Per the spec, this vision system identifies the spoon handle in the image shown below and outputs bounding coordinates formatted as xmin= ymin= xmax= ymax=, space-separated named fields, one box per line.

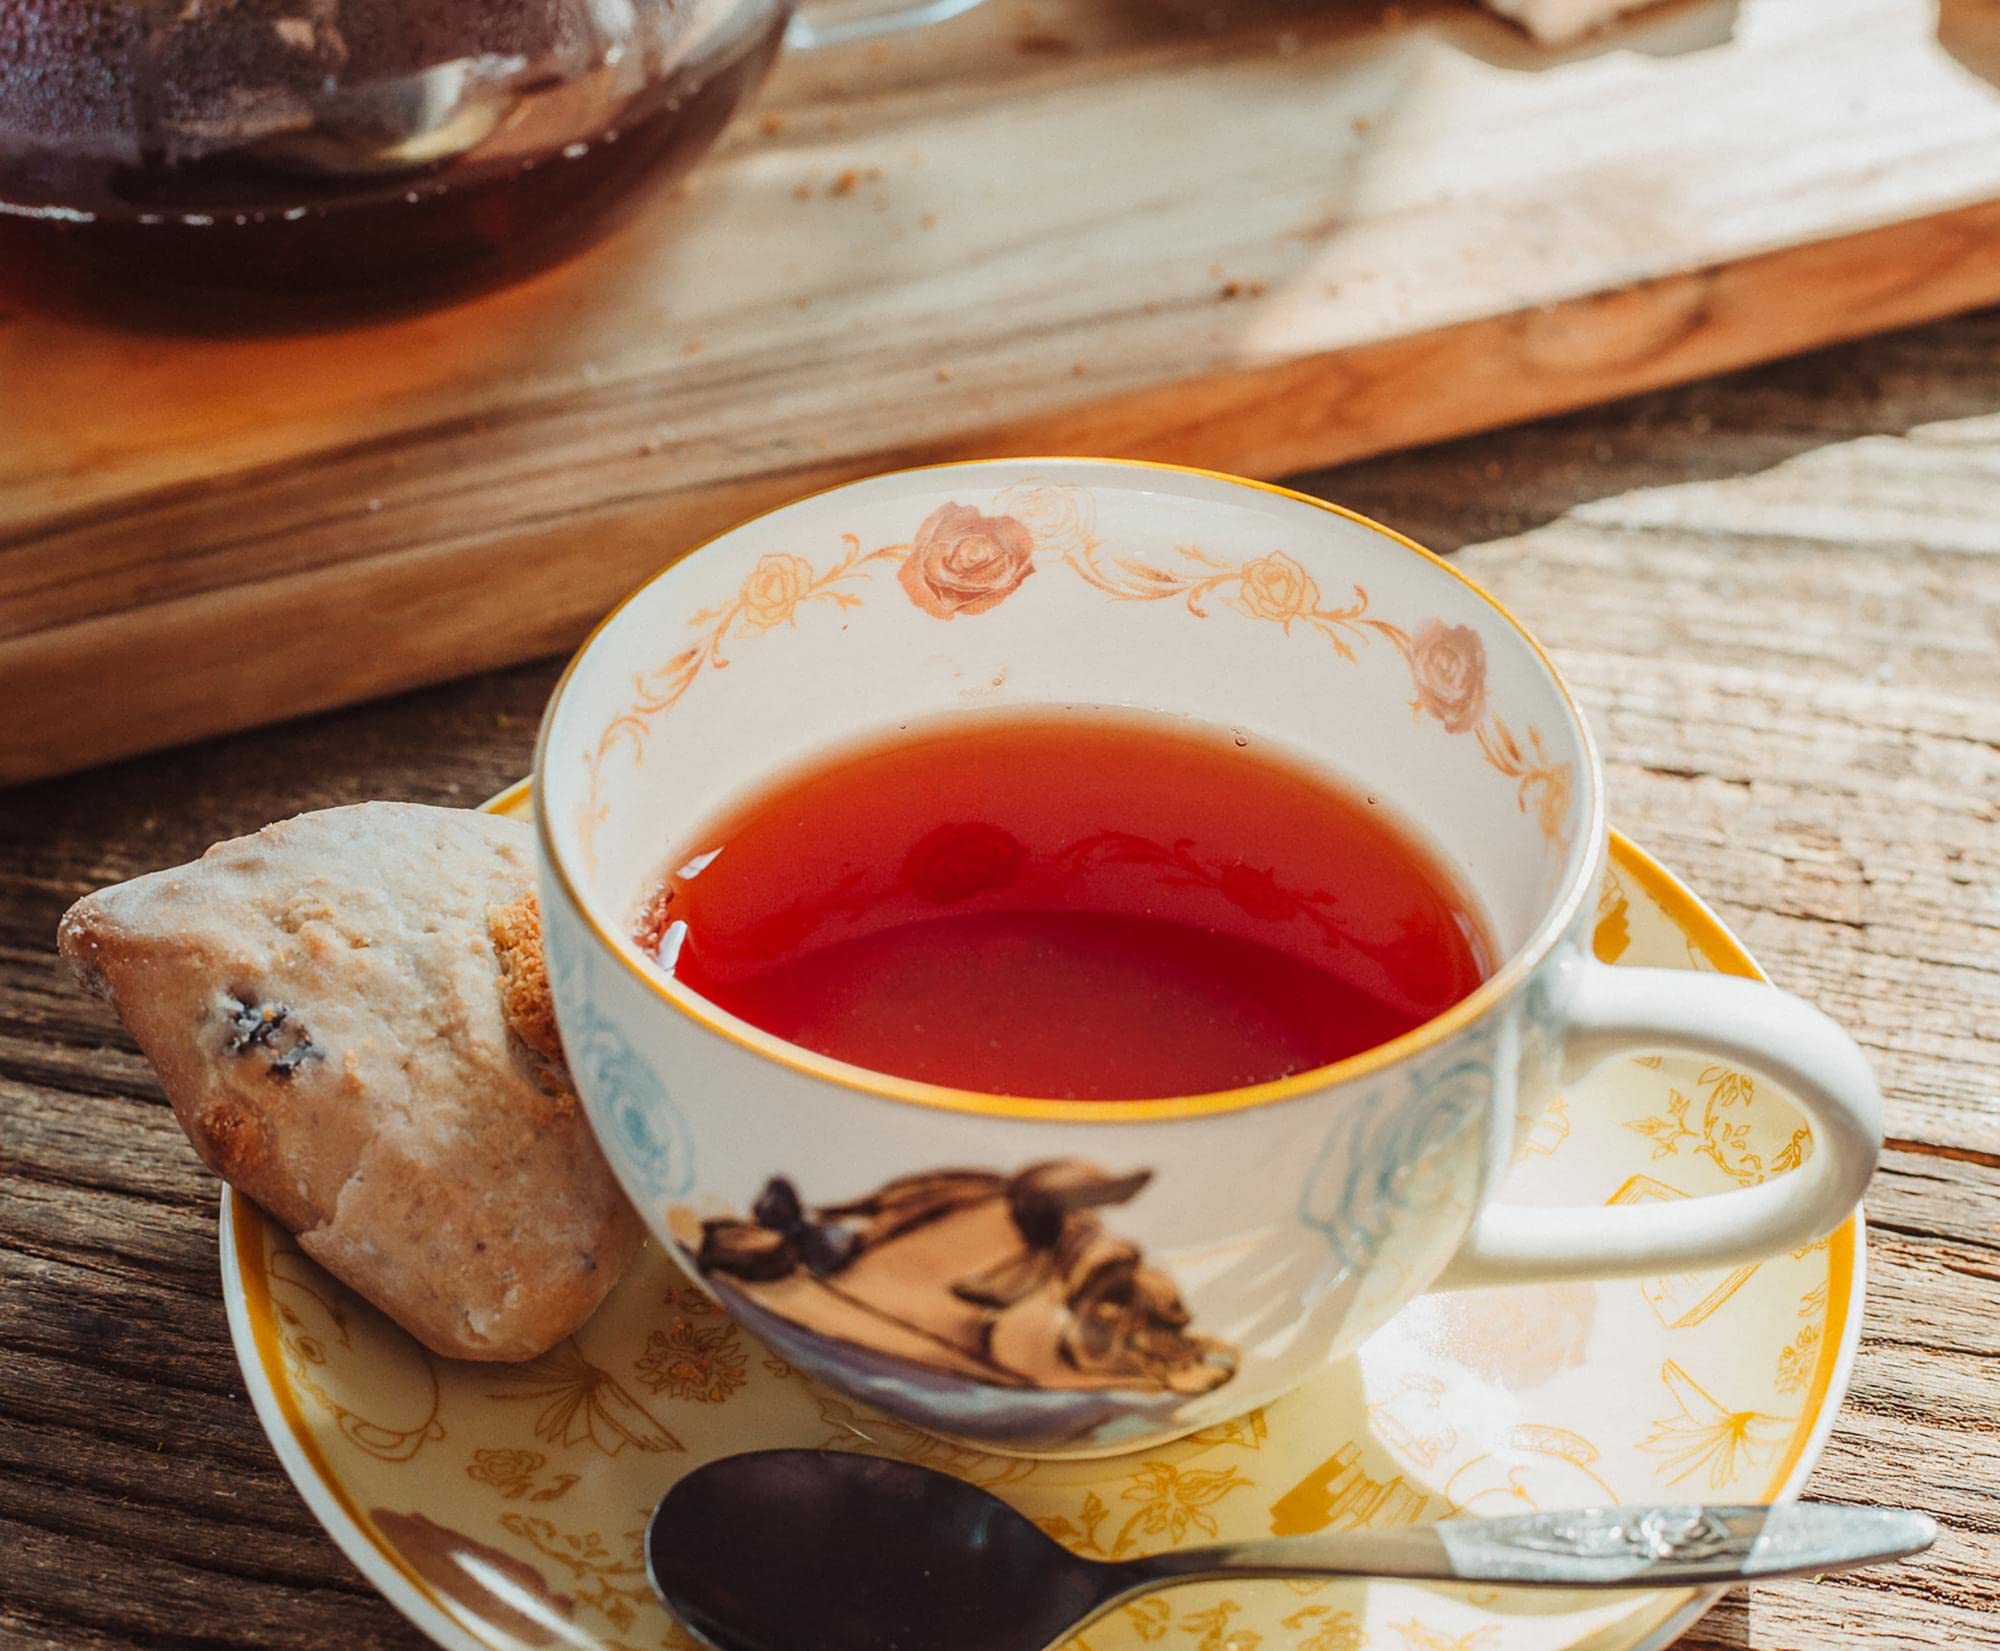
xmin=1124 ymin=1502 xmax=1936 ymax=1591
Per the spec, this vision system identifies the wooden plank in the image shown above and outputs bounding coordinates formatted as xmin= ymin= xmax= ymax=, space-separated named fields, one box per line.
xmin=9 ymin=0 xmax=2000 ymax=777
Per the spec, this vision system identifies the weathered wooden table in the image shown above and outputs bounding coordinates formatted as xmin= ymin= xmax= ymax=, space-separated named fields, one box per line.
xmin=4 ymin=309 xmax=1995 ymax=1650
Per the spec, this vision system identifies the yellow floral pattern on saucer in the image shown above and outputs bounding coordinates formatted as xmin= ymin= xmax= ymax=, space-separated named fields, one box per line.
xmin=220 ymin=802 xmax=1859 ymax=1651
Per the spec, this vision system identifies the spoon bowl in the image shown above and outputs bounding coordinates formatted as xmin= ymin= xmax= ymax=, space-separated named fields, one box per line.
xmin=648 ymin=1449 xmax=1103 ymax=1651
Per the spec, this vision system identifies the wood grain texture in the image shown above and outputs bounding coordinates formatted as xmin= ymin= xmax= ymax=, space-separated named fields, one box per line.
xmin=10 ymin=0 xmax=2000 ymax=778
xmin=4 ymin=309 xmax=1997 ymax=1648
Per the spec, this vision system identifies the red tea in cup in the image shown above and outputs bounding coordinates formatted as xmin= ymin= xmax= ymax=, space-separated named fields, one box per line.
xmin=639 ymin=711 xmax=1493 ymax=1099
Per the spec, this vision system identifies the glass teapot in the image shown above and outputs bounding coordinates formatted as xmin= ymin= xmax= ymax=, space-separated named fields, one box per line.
xmin=0 ymin=0 xmax=982 ymax=324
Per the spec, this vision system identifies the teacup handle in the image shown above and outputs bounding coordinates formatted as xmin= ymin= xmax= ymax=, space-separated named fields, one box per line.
xmin=786 ymin=0 xmax=987 ymax=50
xmin=1438 ymin=962 xmax=1882 ymax=1288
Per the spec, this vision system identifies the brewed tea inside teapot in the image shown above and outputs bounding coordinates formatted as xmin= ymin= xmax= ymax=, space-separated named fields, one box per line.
xmin=0 ymin=0 xmax=976 ymax=326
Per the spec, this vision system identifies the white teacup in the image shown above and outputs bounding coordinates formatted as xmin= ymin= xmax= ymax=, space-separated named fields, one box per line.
xmin=534 ymin=458 xmax=1880 ymax=1456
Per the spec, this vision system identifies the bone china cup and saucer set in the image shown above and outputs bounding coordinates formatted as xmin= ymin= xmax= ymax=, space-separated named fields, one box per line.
xmin=221 ymin=459 xmax=1883 ymax=1651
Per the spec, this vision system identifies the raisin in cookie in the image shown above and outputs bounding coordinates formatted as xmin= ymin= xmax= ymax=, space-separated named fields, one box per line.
xmin=57 ymin=802 xmax=643 ymax=1362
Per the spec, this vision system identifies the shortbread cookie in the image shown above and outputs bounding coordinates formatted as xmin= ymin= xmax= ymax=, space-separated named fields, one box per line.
xmin=58 ymin=803 xmax=642 ymax=1362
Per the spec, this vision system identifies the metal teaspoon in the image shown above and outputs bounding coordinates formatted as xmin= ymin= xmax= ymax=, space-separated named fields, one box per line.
xmin=645 ymin=1449 xmax=1936 ymax=1651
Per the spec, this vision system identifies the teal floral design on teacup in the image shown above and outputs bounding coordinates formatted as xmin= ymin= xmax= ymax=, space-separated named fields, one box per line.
xmin=1299 ymin=1057 xmax=1492 ymax=1275
xmin=549 ymin=929 xmax=696 ymax=1203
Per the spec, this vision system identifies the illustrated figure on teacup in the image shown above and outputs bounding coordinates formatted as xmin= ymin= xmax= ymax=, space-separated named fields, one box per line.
xmin=667 ymin=1161 xmax=1236 ymax=1443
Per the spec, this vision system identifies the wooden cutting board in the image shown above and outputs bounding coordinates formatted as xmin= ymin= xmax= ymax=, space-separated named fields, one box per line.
xmin=7 ymin=0 xmax=2000 ymax=782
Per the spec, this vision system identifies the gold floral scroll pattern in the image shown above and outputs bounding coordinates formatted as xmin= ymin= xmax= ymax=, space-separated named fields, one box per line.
xmin=1177 ymin=1599 xmax=1260 ymax=1651
xmin=269 ymin=1251 xmax=443 ymax=1463
xmin=1082 ymin=1595 xmax=1324 ymax=1651
xmin=465 ymin=1447 xmax=579 ymax=1502
xmin=810 ymin=1390 xmax=1039 ymax=1488
xmin=494 ymin=1515 xmax=700 ymax=1646
xmin=1777 ymin=1282 xmax=1830 ymax=1396
xmin=1123 ymin=1463 xmax=1257 ymax=1554
xmin=1039 ymin=1404 xmax=1269 ymax=1561
xmin=1053 ymin=523 xmax=1569 ymax=842
xmin=1624 ymin=1064 xmax=1814 ymax=1187
xmin=1640 ymin=1361 xmax=1792 ymax=1491
xmin=1113 ymin=1597 xmax=1174 ymax=1642
xmin=634 ymin=1287 xmax=748 ymax=1404
xmin=1038 ymin=1489 xmax=1114 ymax=1557
xmin=577 ymin=534 xmax=905 ymax=863
xmin=577 ymin=483 xmax=1573 ymax=868
xmin=1038 ymin=1461 xmax=1255 ymax=1562
xmin=486 ymin=1341 xmax=684 ymax=1457
xmin=1283 ymin=1604 xmax=1367 ymax=1651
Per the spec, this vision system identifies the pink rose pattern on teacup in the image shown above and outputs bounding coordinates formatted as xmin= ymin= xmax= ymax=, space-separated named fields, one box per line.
xmin=1407 ymin=620 xmax=1488 ymax=734
xmin=576 ymin=483 xmax=1574 ymax=870
xmin=897 ymin=503 xmax=1036 ymax=619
